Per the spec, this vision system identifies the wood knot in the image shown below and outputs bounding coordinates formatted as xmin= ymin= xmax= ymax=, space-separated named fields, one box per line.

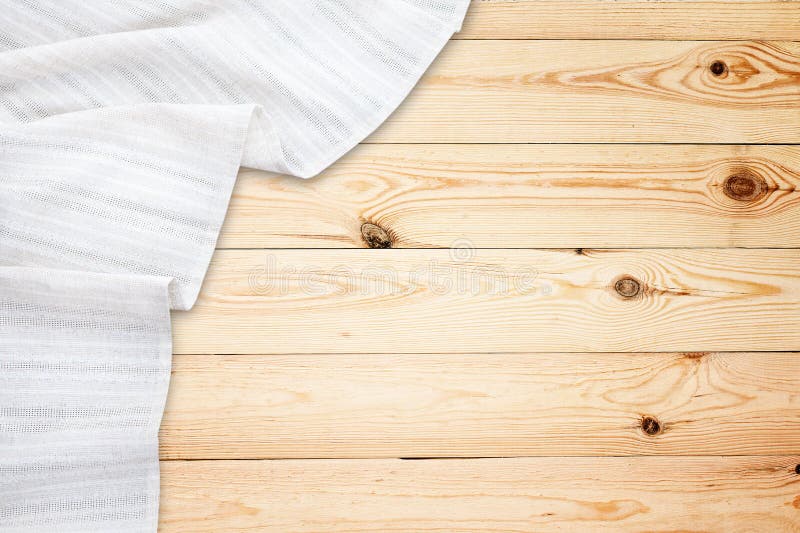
xmin=795 ymin=463 xmax=800 ymax=475
xmin=709 ymin=60 xmax=728 ymax=77
xmin=614 ymin=276 xmax=641 ymax=299
xmin=723 ymin=171 xmax=767 ymax=202
xmin=361 ymin=222 xmax=392 ymax=248
xmin=683 ymin=352 xmax=708 ymax=360
xmin=640 ymin=416 xmax=662 ymax=436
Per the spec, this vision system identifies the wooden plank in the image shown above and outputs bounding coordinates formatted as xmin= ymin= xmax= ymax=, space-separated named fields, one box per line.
xmin=172 ymin=248 xmax=800 ymax=354
xmin=158 ymin=456 xmax=800 ymax=532
xmin=457 ymin=1 xmax=800 ymax=41
xmin=224 ymin=144 xmax=800 ymax=249
xmin=160 ymin=352 xmax=800 ymax=460
xmin=365 ymin=40 xmax=800 ymax=144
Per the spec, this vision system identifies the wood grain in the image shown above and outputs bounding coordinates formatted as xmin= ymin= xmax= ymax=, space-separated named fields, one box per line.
xmin=158 ymin=456 xmax=800 ymax=532
xmin=160 ymin=4 xmax=800 ymax=528
xmin=364 ymin=40 xmax=800 ymax=144
xmin=457 ymin=1 xmax=800 ymax=41
xmin=225 ymin=144 xmax=800 ymax=249
xmin=172 ymin=248 xmax=800 ymax=354
xmin=160 ymin=352 xmax=800 ymax=460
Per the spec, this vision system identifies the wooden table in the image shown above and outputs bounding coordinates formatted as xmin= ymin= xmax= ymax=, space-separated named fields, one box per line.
xmin=158 ymin=2 xmax=800 ymax=530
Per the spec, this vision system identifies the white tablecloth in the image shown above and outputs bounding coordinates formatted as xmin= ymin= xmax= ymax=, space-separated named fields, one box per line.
xmin=0 ymin=1 xmax=469 ymax=530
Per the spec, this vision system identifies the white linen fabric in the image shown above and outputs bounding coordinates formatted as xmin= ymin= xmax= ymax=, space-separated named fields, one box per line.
xmin=1 ymin=268 xmax=171 ymax=531
xmin=0 ymin=1 xmax=469 ymax=530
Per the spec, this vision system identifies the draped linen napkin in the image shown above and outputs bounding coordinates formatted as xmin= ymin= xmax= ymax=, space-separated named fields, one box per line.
xmin=0 ymin=1 xmax=469 ymax=530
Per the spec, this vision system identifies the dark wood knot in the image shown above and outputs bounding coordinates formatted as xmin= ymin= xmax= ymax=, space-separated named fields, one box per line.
xmin=361 ymin=222 xmax=392 ymax=248
xmin=723 ymin=172 xmax=767 ymax=202
xmin=709 ymin=60 xmax=728 ymax=77
xmin=614 ymin=276 xmax=641 ymax=299
xmin=795 ymin=463 xmax=800 ymax=475
xmin=641 ymin=416 xmax=662 ymax=436
xmin=683 ymin=352 xmax=708 ymax=360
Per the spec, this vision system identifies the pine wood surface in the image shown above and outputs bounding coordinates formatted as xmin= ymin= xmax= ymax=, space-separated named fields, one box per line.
xmin=456 ymin=1 xmax=800 ymax=40
xmin=365 ymin=40 xmax=800 ymax=144
xmin=161 ymin=2 xmax=800 ymax=530
xmin=158 ymin=456 xmax=800 ymax=532
xmin=223 ymin=144 xmax=800 ymax=249
xmin=160 ymin=352 xmax=800 ymax=460
xmin=172 ymin=248 xmax=800 ymax=354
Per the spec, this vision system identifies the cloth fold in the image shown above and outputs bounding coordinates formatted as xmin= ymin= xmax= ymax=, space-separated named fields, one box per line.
xmin=0 ymin=1 xmax=469 ymax=530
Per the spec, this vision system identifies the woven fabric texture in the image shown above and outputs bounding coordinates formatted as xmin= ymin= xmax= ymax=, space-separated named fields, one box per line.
xmin=0 ymin=1 xmax=469 ymax=530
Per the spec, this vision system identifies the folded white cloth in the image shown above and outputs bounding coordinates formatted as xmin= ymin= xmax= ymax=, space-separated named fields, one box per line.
xmin=0 ymin=1 xmax=469 ymax=530
xmin=0 ymin=268 xmax=171 ymax=531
